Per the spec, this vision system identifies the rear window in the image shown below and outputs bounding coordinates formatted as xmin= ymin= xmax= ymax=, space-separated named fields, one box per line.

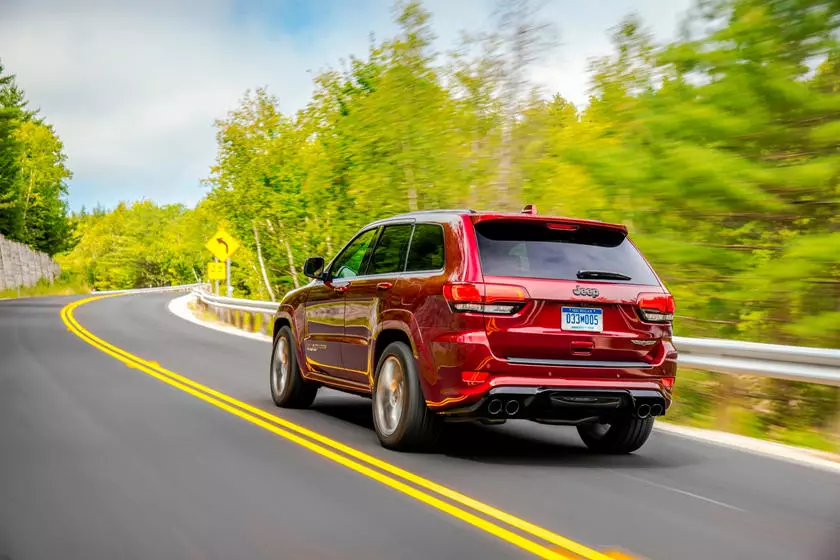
xmin=474 ymin=220 xmax=659 ymax=285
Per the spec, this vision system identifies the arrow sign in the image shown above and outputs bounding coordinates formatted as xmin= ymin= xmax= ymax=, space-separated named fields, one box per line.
xmin=205 ymin=229 xmax=241 ymax=262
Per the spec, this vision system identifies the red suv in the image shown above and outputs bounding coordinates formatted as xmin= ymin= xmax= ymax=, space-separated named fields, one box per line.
xmin=270 ymin=207 xmax=677 ymax=453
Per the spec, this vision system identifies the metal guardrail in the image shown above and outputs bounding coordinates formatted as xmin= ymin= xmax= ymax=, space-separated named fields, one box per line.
xmin=192 ymin=288 xmax=278 ymax=335
xmin=91 ymin=283 xmax=208 ymax=296
xmin=674 ymin=336 xmax=840 ymax=386
xmin=186 ymin=287 xmax=840 ymax=386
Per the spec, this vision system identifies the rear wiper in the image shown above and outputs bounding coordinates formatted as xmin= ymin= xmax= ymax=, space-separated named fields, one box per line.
xmin=576 ymin=270 xmax=632 ymax=281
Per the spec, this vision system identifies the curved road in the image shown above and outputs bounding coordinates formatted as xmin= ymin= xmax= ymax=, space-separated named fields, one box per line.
xmin=1 ymin=293 xmax=838 ymax=560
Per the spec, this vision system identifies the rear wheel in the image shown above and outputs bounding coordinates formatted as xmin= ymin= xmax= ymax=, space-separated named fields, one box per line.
xmin=270 ymin=325 xmax=318 ymax=408
xmin=372 ymin=341 xmax=440 ymax=451
xmin=577 ymin=416 xmax=654 ymax=454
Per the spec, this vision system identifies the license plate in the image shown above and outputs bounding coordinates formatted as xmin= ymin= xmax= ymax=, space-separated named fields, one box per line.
xmin=561 ymin=307 xmax=603 ymax=332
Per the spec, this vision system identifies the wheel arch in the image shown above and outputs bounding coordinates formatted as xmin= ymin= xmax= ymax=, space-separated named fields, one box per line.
xmin=372 ymin=327 xmax=415 ymax=379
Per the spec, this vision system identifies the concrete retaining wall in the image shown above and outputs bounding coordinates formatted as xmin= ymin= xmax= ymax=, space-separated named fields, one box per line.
xmin=0 ymin=234 xmax=61 ymax=291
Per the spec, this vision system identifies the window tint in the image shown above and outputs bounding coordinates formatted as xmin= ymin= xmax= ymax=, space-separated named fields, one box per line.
xmin=367 ymin=224 xmax=413 ymax=275
xmin=474 ymin=220 xmax=659 ymax=285
xmin=406 ymin=224 xmax=445 ymax=272
xmin=330 ymin=228 xmax=378 ymax=279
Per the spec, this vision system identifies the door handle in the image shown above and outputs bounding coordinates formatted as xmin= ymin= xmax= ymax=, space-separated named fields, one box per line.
xmin=376 ymin=282 xmax=393 ymax=290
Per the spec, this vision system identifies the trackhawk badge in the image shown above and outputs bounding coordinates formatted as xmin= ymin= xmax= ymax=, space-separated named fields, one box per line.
xmin=573 ymin=285 xmax=599 ymax=298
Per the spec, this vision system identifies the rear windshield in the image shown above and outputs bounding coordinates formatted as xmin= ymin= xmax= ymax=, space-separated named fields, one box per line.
xmin=474 ymin=220 xmax=659 ymax=286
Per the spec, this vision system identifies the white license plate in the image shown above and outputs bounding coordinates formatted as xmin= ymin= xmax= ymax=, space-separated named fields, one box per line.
xmin=561 ymin=307 xmax=603 ymax=332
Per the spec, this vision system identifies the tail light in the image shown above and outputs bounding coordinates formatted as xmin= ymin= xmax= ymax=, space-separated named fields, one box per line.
xmin=636 ymin=293 xmax=675 ymax=323
xmin=444 ymin=282 xmax=529 ymax=315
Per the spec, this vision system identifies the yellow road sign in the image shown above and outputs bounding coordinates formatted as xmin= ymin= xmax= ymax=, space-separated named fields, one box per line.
xmin=207 ymin=262 xmax=226 ymax=281
xmin=205 ymin=229 xmax=241 ymax=261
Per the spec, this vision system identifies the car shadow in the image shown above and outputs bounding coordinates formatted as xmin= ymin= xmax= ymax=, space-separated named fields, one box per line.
xmin=310 ymin=395 xmax=703 ymax=469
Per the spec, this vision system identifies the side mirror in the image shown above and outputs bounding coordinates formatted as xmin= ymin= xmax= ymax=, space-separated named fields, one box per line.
xmin=303 ymin=256 xmax=326 ymax=280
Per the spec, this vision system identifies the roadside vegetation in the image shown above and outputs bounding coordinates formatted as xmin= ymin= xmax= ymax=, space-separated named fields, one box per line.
xmin=0 ymin=272 xmax=88 ymax=299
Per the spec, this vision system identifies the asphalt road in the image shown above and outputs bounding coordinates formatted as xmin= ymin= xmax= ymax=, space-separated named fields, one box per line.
xmin=1 ymin=292 xmax=838 ymax=560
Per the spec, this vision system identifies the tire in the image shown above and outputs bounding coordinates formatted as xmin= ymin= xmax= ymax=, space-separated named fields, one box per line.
xmin=371 ymin=341 xmax=441 ymax=451
xmin=270 ymin=325 xmax=318 ymax=408
xmin=577 ymin=416 xmax=654 ymax=454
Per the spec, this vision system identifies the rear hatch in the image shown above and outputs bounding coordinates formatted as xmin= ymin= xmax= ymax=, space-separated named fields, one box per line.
xmin=471 ymin=218 xmax=673 ymax=369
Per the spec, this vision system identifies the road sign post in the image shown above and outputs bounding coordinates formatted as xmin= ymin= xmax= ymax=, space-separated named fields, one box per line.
xmin=226 ymin=258 xmax=232 ymax=298
xmin=214 ymin=257 xmax=219 ymax=296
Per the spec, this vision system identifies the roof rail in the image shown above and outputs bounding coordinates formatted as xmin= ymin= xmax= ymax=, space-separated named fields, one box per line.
xmin=386 ymin=208 xmax=477 ymax=219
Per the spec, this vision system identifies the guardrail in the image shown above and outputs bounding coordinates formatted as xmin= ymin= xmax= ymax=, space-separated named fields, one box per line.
xmin=193 ymin=288 xmax=279 ymax=335
xmin=187 ymin=286 xmax=840 ymax=387
xmin=674 ymin=336 xmax=840 ymax=386
xmin=91 ymin=283 xmax=208 ymax=296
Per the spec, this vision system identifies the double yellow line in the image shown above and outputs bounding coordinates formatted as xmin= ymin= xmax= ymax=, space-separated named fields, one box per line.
xmin=62 ymin=294 xmax=625 ymax=560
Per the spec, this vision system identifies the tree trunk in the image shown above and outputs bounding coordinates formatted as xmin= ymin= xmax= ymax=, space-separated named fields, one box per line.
xmin=252 ymin=221 xmax=275 ymax=301
xmin=268 ymin=218 xmax=300 ymax=289
xmin=283 ymin=237 xmax=300 ymax=289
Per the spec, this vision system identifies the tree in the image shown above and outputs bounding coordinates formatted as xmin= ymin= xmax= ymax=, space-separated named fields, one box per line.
xmin=14 ymin=120 xmax=73 ymax=254
xmin=0 ymin=59 xmax=72 ymax=255
xmin=0 ymin=60 xmax=29 ymax=237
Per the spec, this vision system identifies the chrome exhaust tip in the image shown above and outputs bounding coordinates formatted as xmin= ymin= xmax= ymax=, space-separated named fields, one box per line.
xmin=505 ymin=400 xmax=520 ymax=416
xmin=487 ymin=399 xmax=503 ymax=416
xmin=637 ymin=403 xmax=651 ymax=419
xmin=650 ymin=403 xmax=663 ymax=416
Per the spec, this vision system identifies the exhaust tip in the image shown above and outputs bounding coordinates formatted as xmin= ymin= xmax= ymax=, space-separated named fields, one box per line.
xmin=487 ymin=399 xmax=503 ymax=416
xmin=651 ymin=403 xmax=663 ymax=416
xmin=505 ymin=400 xmax=520 ymax=416
xmin=637 ymin=403 xmax=651 ymax=419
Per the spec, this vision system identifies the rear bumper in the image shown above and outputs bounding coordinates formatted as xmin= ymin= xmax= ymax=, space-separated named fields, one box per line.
xmin=439 ymin=386 xmax=667 ymax=424
xmin=419 ymin=329 xmax=677 ymax=417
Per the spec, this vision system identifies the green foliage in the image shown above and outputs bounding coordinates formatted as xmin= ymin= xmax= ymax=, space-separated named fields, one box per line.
xmin=0 ymin=59 xmax=72 ymax=255
xmin=0 ymin=270 xmax=88 ymax=299
xmin=59 ymin=201 xmax=219 ymax=291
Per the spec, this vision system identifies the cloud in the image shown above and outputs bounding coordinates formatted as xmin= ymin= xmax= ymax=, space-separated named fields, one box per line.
xmin=0 ymin=0 xmax=691 ymax=211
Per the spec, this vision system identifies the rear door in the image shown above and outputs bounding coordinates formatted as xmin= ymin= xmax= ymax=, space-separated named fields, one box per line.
xmin=472 ymin=219 xmax=670 ymax=372
xmin=341 ymin=223 xmax=414 ymax=381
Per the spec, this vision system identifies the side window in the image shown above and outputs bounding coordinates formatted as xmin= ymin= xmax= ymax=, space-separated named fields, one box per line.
xmin=367 ymin=224 xmax=414 ymax=276
xmin=330 ymin=229 xmax=378 ymax=279
xmin=405 ymin=223 xmax=445 ymax=272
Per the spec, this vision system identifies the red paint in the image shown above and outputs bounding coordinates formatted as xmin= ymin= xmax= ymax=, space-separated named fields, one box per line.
xmin=274 ymin=209 xmax=677 ymax=417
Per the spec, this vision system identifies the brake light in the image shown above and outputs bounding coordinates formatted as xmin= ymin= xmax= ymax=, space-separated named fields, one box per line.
xmin=547 ymin=223 xmax=579 ymax=231
xmin=443 ymin=282 xmax=529 ymax=315
xmin=636 ymin=293 xmax=675 ymax=323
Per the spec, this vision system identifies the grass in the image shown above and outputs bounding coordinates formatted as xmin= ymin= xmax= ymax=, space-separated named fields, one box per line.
xmin=0 ymin=275 xmax=90 ymax=299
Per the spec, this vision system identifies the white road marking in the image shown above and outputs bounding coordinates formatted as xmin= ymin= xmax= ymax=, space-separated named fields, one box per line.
xmin=610 ymin=471 xmax=745 ymax=512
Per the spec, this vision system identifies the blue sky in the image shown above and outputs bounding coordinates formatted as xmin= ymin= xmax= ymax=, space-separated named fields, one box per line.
xmin=0 ymin=0 xmax=692 ymax=212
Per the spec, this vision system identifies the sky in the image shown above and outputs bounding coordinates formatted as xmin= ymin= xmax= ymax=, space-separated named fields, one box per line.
xmin=0 ymin=0 xmax=693 ymax=212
